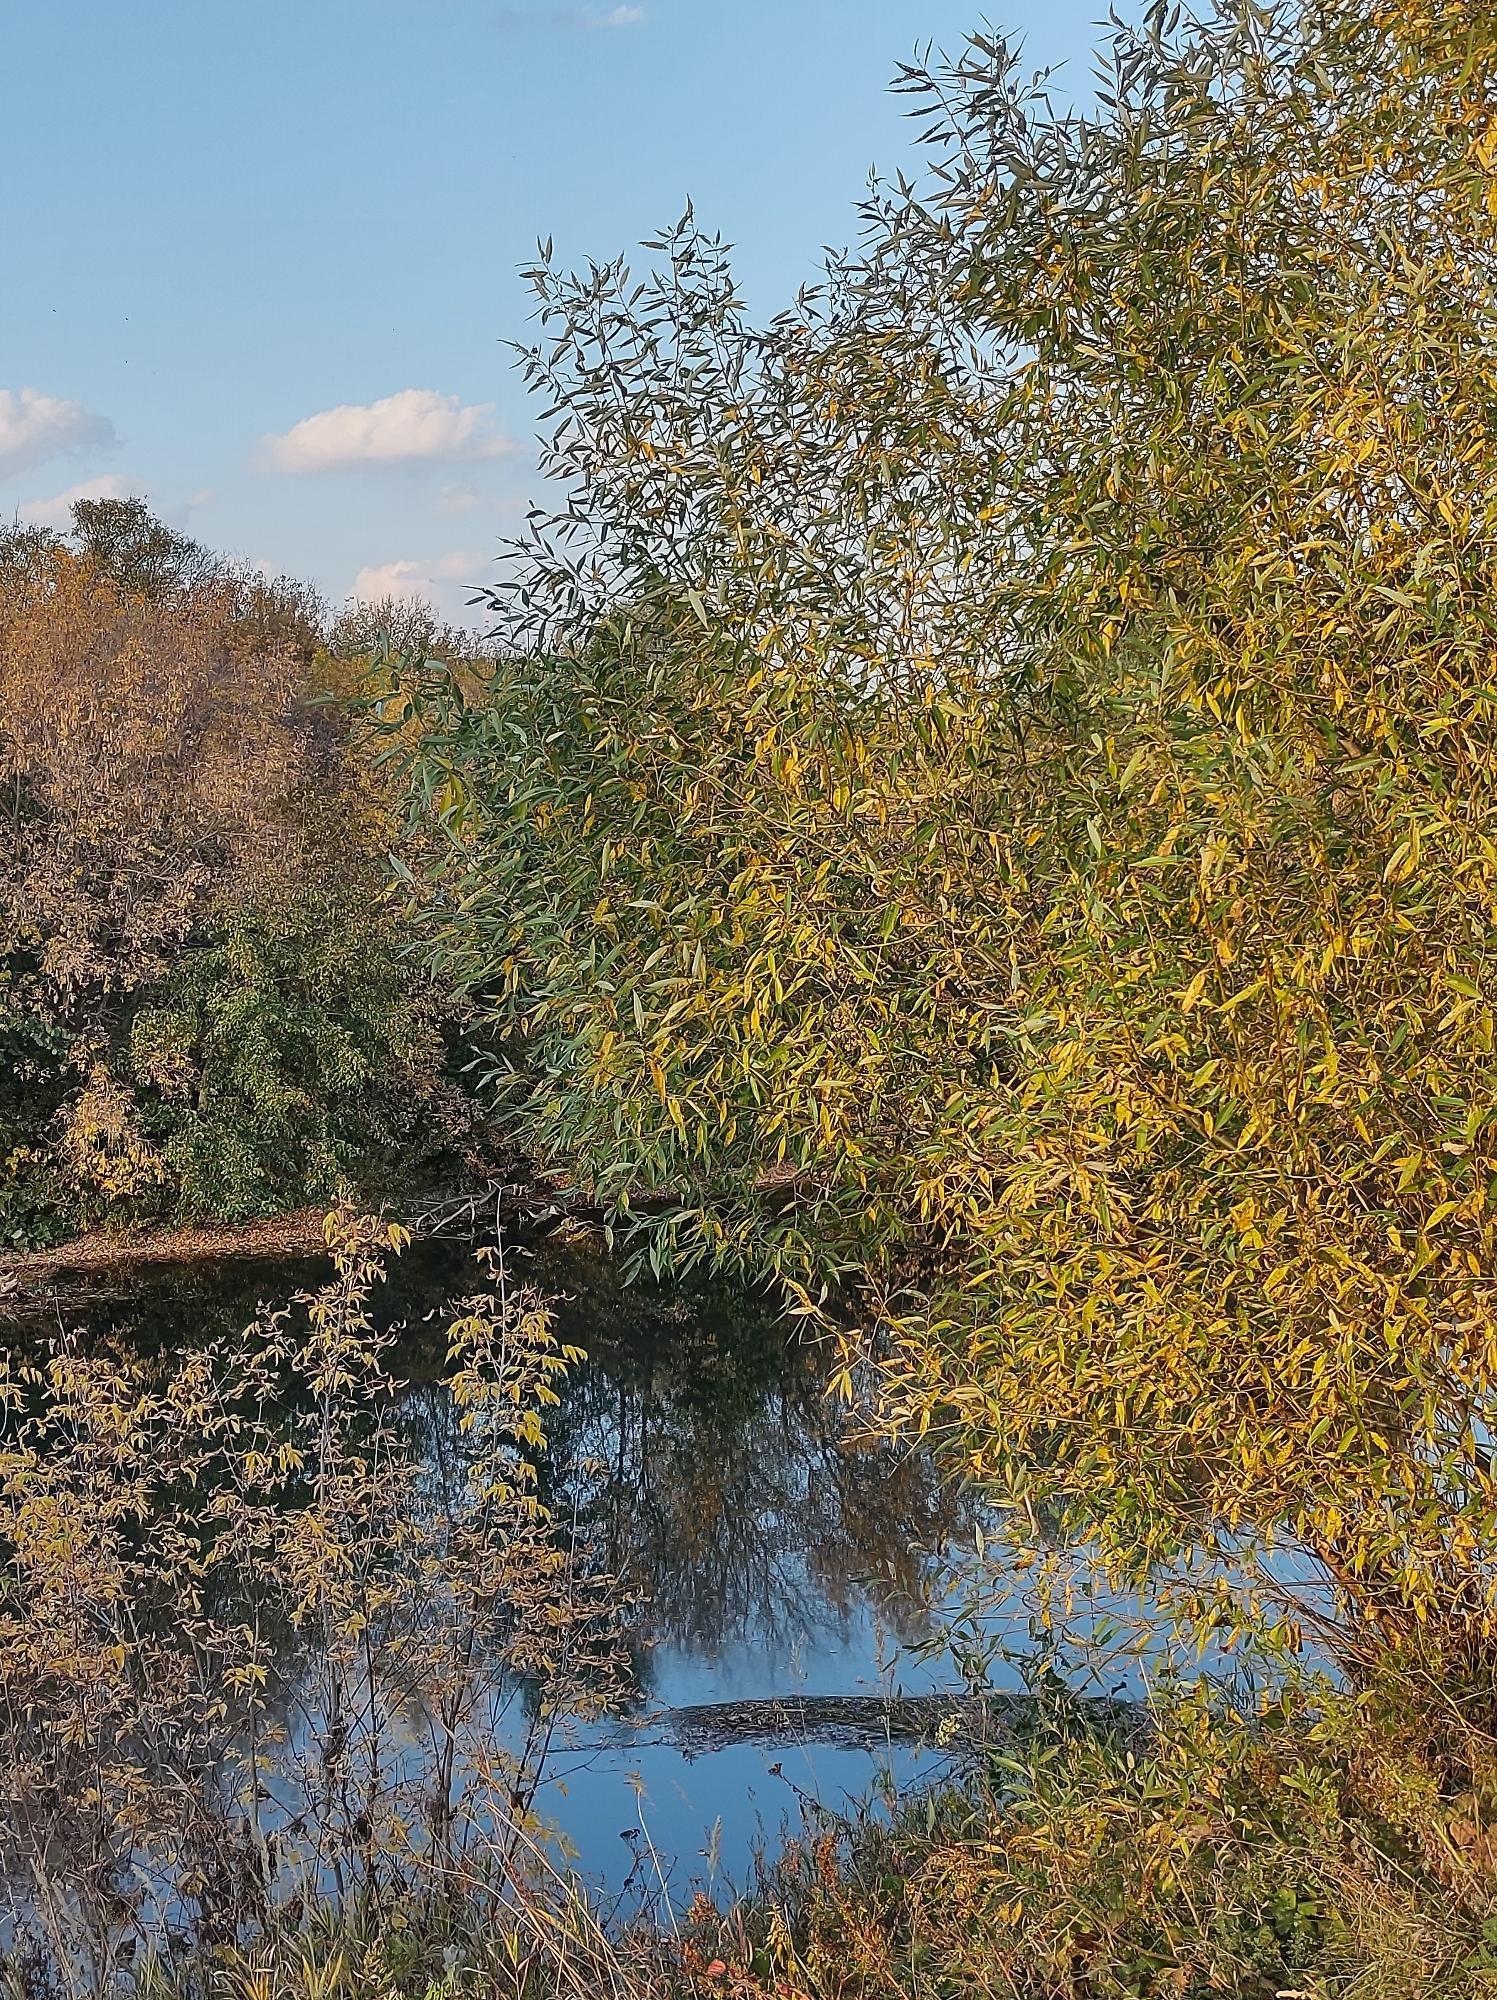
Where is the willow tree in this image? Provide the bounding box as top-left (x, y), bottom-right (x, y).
top-left (377, 1), bottom-right (1497, 1645)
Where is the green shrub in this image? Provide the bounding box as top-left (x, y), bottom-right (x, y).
top-left (126, 890), bottom-right (450, 1224)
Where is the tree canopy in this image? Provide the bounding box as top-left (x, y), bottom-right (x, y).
top-left (0, 503), bottom-right (461, 1238)
top-left (373, 0), bottom-right (1497, 1643)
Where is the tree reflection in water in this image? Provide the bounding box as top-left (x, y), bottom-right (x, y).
top-left (0, 1235), bottom-right (972, 1980)
top-left (396, 1239), bottom-right (971, 1683)
top-left (10, 1234), bottom-right (970, 1695)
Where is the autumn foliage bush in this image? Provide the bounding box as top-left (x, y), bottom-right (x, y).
top-left (0, 501), bottom-right (464, 1242)
top-left (0, 1211), bottom-right (627, 1991)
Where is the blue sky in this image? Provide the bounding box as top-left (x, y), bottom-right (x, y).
top-left (3, 0), bottom-right (1104, 621)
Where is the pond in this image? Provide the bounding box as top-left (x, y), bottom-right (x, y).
top-left (0, 1231), bottom-right (1008, 1931)
top-left (1, 1219), bottom-right (1332, 1998)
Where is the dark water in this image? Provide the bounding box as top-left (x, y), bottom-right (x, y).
top-left (4, 1236), bottom-right (995, 1911)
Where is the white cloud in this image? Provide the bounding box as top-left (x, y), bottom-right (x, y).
top-left (352, 550), bottom-right (489, 621)
top-left (435, 482), bottom-right (483, 515)
top-left (164, 488), bottom-right (217, 531)
top-left (0, 388), bottom-right (116, 479)
top-left (262, 389), bottom-right (517, 475)
top-left (496, 3), bottom-right (647, 24)
top-left (18, 474), bottom-right (136, 531)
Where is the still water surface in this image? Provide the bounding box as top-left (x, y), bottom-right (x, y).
top-left (8, 1236), bottom-right (993, 1908)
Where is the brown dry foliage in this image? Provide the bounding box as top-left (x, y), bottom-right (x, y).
top-left (0, 543), bottom-right (322, 1005)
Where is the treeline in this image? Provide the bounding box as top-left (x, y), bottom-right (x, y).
top-left (0, 499), bottom-right (475, 1248)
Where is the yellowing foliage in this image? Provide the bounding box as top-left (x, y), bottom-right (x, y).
top-left (0, 1215), bottom-right (625, 1982)
top-left (375, 0), bottom-right (1497, 1648)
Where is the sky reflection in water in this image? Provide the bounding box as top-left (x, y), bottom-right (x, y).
top-left (15, 1239), bottom-right (984, 1905)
